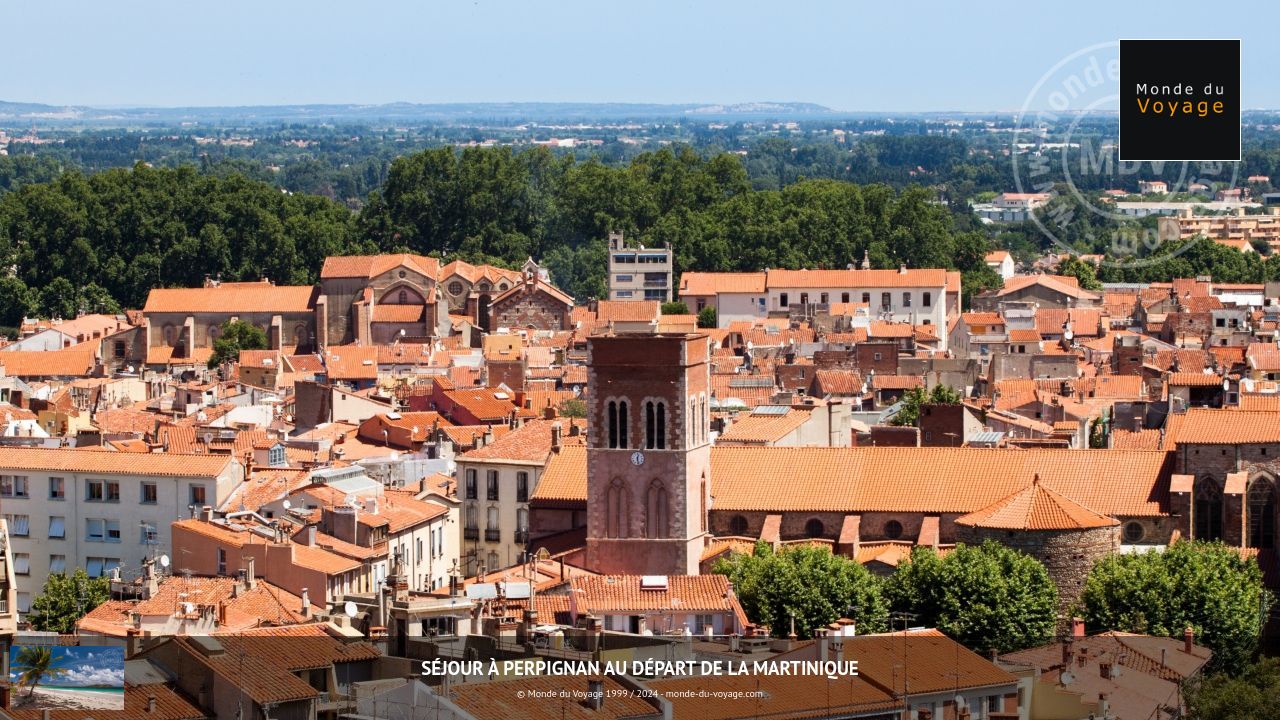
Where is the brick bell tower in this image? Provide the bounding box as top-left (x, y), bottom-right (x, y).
top-left (584, 330), bottom-right (713, 575)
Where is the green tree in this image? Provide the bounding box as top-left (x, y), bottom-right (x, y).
top-left (557, 397), bottom-right (587, 418)
top-left (1185, 657), bottom-right (1280, 720)
top-left (0, 276), bottom-right (34, 329)
top-left (1057, 255), bottom-right (1104, 290)
top-left (1081, 540), bottom-right (1273, 673)
top-left (11, 645), bottom-right (67, 700)
top-left (208, 319), bottom-right (268, 368)
top-left (714, 542), bottom-right (888, 639)
top-left (28, 568), bottom-right (111, 634)
top-left (38, 277), bottom-right (79, 319)
top-left (890, 383), bottom-right (963, 427)
top-left (660, 301), bottom-right (689, 315)
top-left (885, 542), bottom-right (1058, 653)
top-left (697, 306), bottom-right (717, 328)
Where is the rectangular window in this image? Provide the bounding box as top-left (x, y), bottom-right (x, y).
top-left (779, 293), bottom-right (789, 308)
top-left (861, 292), bottom-right (870, 304)
top-left (615, 274), bottom-right (633, 283)
top-left (106, 481), bottom-right (120, 502)
top-left (86, 480), bottom-right (104, 502)
top-left (141, 525), bottom-right (158, 544)
top-left (217, 548), bottom-right (226, 576)
top-left (486, 470), bottom-right (499, 501)
top-left (49, 477), bottom-right (65, 500)
top-left (616, 290), bottom-right (633, 298)
top-left (141, 482), bottom-right (158, 504)
top-left (465, 469), bottom-right (477, 500)
top-left (189, 484), bottom-right (206, 506)
top-left (86, 518), bottom-right (105, 542)
top-left (49, 555), bottom-right (66, 574)
top-left (13, 553), bottom-right (29, 575)
top-left (1, 475), bottom-right (28, 498)
top-left (881, 292), bottom-right (891, 308)
top-left (48, 516), bottom-right (65, 539)
top-left (923, 291), bottom-right (932, 307)
top-left (819, 293), bottom-right (829, 304)
top-left (841, 293), bottom-right (850, 303)
top-left (87, 557), bottom-right (104, 577)
top-left (516, 472), bottom-right (529, 503)
top-left (902, 292), bottom-right (912, 307)
top-left (15, 592), bottom-right (29, 614)
top-left (5, 514), bottom-right (29, 537)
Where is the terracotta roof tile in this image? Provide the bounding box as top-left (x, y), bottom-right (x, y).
top-left (459, 418), bottom-right (586, 462)
top-left (143, 282), bottom-right (315, 314)
top-left (0, 447), bottom-right (232, 477)
top-left (718, 408), bottom-right (812, 444)
top-left (1110, 428), bottom-right (1164, 450)
top-left (320, 253), bottom-right (440, 280)
top-left (534, 446), bottom-right (1170, 517)
top-left (1173, 408), bottom-right (1280, 444)
top-left (955, 476), bottom-right (1119, 530)
top-left (570, 574), bottom-right (742, 614)
top-left (0, 347), bottom-right (97, 377)
top-left (323, 346), bottom-right (379, 381)
top-left (679, 272), bottom-right (768, 295)
top-left (767, 268), bottom-right (949, 289)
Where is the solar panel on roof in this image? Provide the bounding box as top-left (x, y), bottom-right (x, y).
top-left (751, 406), bottom-right (791, 416)
top-left (465, 583), bottom-right (498, 599)
top-left (729, 377), bottom-right (774, 388)
top-left (502, 582), bottom-right (532, 599)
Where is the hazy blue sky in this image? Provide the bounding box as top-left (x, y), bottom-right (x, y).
top-left (10, 0), bottom-right (1277, 110)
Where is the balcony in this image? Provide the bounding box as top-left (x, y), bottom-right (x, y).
top-left (485, 528), bottom-right (501, 543)
top-left (514, 530), bottom-right (529, 545)
top-left (464, 527), bottom-right (480, 541)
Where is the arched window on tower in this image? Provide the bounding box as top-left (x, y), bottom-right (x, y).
top-left (607, 401), bottom-right (617, 448)
top-left (1247, 476), bottom-right (1277, 549)
top-left (1194, 476), bottom-right (1224, 542)
top-left (606, 478), bottom-right (629, 538)
top-left (645, 401), bottom-right (666, 449)
top-left (646, 480), bottom-right (669, 539)
top-left (618, 400), bottom-right (628, 448)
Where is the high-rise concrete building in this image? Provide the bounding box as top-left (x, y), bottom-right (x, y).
top-left (606, 231), bottom-right (673, 302)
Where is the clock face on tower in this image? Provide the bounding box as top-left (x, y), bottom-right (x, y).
top-left (630, 451), bottom-right (645, 466)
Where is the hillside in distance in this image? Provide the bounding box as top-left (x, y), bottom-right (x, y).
top-left (0, 100), bottom-right (840, 126)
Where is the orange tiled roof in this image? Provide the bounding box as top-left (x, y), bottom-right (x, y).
top-left (371, 304), bottom-right (425, 323)
top-left (718, 408), bottom-right (812, 444)
top-left (813, 369), bottom-right (863, 396)
top-left (1168, 371), bottom-right (1223, 387)
top-left (679, 272), bottom-right (768, 295)
top-left (1237, 394), bottom-right (1280, 412)
top-left (459, 418), bottom-right (587, 462)
top-left (998, 274), bottom-right (1099, 300)
top-left (0, 347), bottom-right (97, 377)
top-left (534, 445), bottom-right (1171, 517)
top-left (323, 346), bottom-right (379, 380)
top-left (570, 574), bottom-right (742, 614)
top-left (766, 267), bottom-right (949, 289)
top-left (143, 282), bottom-right (315, 313)
top-left (871, 374), bottom-right (924, 390)
top-left (594, 300), bottom-right (660, 323)
top-left (320, 253), bottom-right (440, 280)
top-left (1111, 428), bottom-right (1163, 450)
top-left (0, 447), bottom-right (232, 477)
top-left (1173, 408), bottom-right (1280, 444)
top-left (955, 476), bottom-right (1119, 530)
top-left (443, 387), bottom-right (519, 422)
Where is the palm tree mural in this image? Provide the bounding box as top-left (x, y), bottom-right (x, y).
top-left (12, 646), bottom-right (67, 700)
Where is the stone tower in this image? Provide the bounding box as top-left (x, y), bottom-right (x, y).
top-left (584, 331), bottom-right (712, 575)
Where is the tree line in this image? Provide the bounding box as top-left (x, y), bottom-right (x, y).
top-left (0, 146), bottom-right (1002, 329)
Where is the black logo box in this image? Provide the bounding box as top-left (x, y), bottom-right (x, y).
top-left (1119, 39), bottom-right (1240, 162)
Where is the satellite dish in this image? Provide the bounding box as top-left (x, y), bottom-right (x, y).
top-left (344, 601), bottom-right (358, 618)
top-left (1063, 330), bottom-right (1074, 341)
top-left (181, 602), bottom-right (195, 614)
top-left (159, 554), bottom-right (170, 568)
top-left (282, 499), bottom-right (292, 510)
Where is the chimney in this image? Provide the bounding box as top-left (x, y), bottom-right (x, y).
top-left (1072, 617), bottom-right (1085, 638)
top-left (587, 678), bottom-right (604, 710)
top-left (301, 588), bottom-right (311, 618)
top-left (217, 601), bottom-right (228, 626)
top-left (1098, 693), bottom-right (1110, 718)
top-left (305, 525), bottom-right (317, 547)
top-left (543, 405), bottom-right (557, 420)
top-left (201, 505), bottom-right (213, 522)
top-left (244, 558), bottom-right (256, 590)
top-left (551, 423), bottom-right (562, 453)
top-left (815, 628), bottom-right (829, 660)
top-left (370, 497), bottom-right (380, 515)
top-left (1184, 626), bottom-right (1194, 654)
top-left (898, 264), bottom-right (907, 274)
top-left (147, 696), bottom-right (157, 714)
top-left (1062, 637), bottom-right (1074, 665)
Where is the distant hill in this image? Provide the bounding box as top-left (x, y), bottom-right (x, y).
top-left (0, 100), bottom-right (839, 126)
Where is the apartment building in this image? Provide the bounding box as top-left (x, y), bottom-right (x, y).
top-left (1157, 206), bottom-right (1280, 251)
top-left (0, 448), bottom-right (243, 614)
top-left (606, 231), bottom-right (673, 302)
top-left (455, 418), bottom-right (584, 575)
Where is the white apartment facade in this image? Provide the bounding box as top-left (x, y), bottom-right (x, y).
top-left (606, 231), bottom-right (673, 302)
top-left (0, 448), bottom-right (242, 615)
